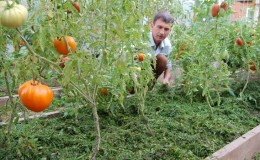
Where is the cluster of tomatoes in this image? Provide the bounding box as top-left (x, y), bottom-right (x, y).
top-left (0, 1), bottom-right (176, 111)
top-left (0, 1), bottom-right (51, 112)
top-left (211, 2), bottom-right (257, 72)
top-left (0, 1), bottom-right (80, 112)
top-left (211, 2), bottom-right (228, 18)
top-left (211, 2), bottom-right (244, 47)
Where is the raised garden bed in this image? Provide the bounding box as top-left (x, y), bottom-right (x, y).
top-left (0, 80), bottom-right (259, 159)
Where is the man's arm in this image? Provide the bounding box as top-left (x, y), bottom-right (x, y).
top-left (163, 66), bottom-right (172, 84)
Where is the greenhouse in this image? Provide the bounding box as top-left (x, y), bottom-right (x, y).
top-left (0, 0), bottom-right (259, 159)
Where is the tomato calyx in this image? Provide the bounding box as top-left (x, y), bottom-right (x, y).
top-left (5, 1), bottom-right (16, 9)
top-left (30, 79), bottom-right (40, 86)
top-left (55, 36), bottom-right (63, 41)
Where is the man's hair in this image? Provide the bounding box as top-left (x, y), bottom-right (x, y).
top-left (153, 11), bottom-right (174, 24)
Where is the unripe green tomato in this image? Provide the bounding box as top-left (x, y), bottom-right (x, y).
top-left (0, 2), bottom-right (28, 28)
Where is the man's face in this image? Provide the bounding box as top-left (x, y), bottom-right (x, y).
top-left (151, 18), bottom-right (172, 45)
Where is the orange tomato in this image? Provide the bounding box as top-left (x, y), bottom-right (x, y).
top-left (138, 53), bottom-right (144, 62)
top-left (19, 40), bottom-right (25, 46)
top-left (100, 88), bottom-right (108, 96)
top-left (211, 4), bottom-right (219, 17)
top-left (53, 36), bottom-right (77, 55)
top-left (18, 80), bottom-right (54, 112)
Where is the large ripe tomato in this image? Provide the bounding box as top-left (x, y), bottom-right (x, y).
top-left (0, 1), bottom-right (28, 28)
top-left (53, 36), bottom-right (77, 55)
top-left (18, 80), bottom-right (54, 112)
top-left (211, 4), bottom-right (219, 17)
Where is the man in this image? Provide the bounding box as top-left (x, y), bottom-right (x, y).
top-left (148, 11), bottom-right (174, 85)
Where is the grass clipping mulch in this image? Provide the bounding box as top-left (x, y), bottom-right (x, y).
top-left (0, 80), bottom-right (260, 160)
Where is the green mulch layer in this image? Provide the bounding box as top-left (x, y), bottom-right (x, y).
top-left (0, 80), bottom-right (260, 160)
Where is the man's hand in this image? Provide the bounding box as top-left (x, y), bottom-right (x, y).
top-left (163, 66), bottom-right (172, 85)
top-left (162, 77), bottom-right (170, 84)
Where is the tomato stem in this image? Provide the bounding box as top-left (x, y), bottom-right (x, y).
top-left (0, 50), bottom-right (18, 142)
top-left (89, 103), bottom-right (101, 160)
top-left (63, 36), bottom-right (73, 54)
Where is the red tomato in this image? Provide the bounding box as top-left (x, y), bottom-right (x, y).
top-left (236, 38), bottom-right (243, 46)
top-left (211, 4), bottom-right (219, 17)
top-left (250, 65), bottom-right (256, 71)
top-left (73, 2), bottom-right (80, 13)
top-left (220, 2), bottom-right (228, 11)
top-left (100, 88), bottom-right (108, 96)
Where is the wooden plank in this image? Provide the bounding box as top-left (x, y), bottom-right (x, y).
top-left (206, 125), bottom-right (260, 160)
top-left (0, 110), bottom-right (62, 126)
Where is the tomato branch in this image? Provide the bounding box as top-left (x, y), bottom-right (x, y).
top-left (16, 28), bottom-right (63, 73)
top-left (69, 81), bottom-right (94, 105)
top-left (89, 103), bottom-right (101, 160)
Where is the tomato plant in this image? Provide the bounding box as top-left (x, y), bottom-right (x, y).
top-left (1, 0), bottom-right (258, 159)
top-left (18, 80), bottom-right (54, 112)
